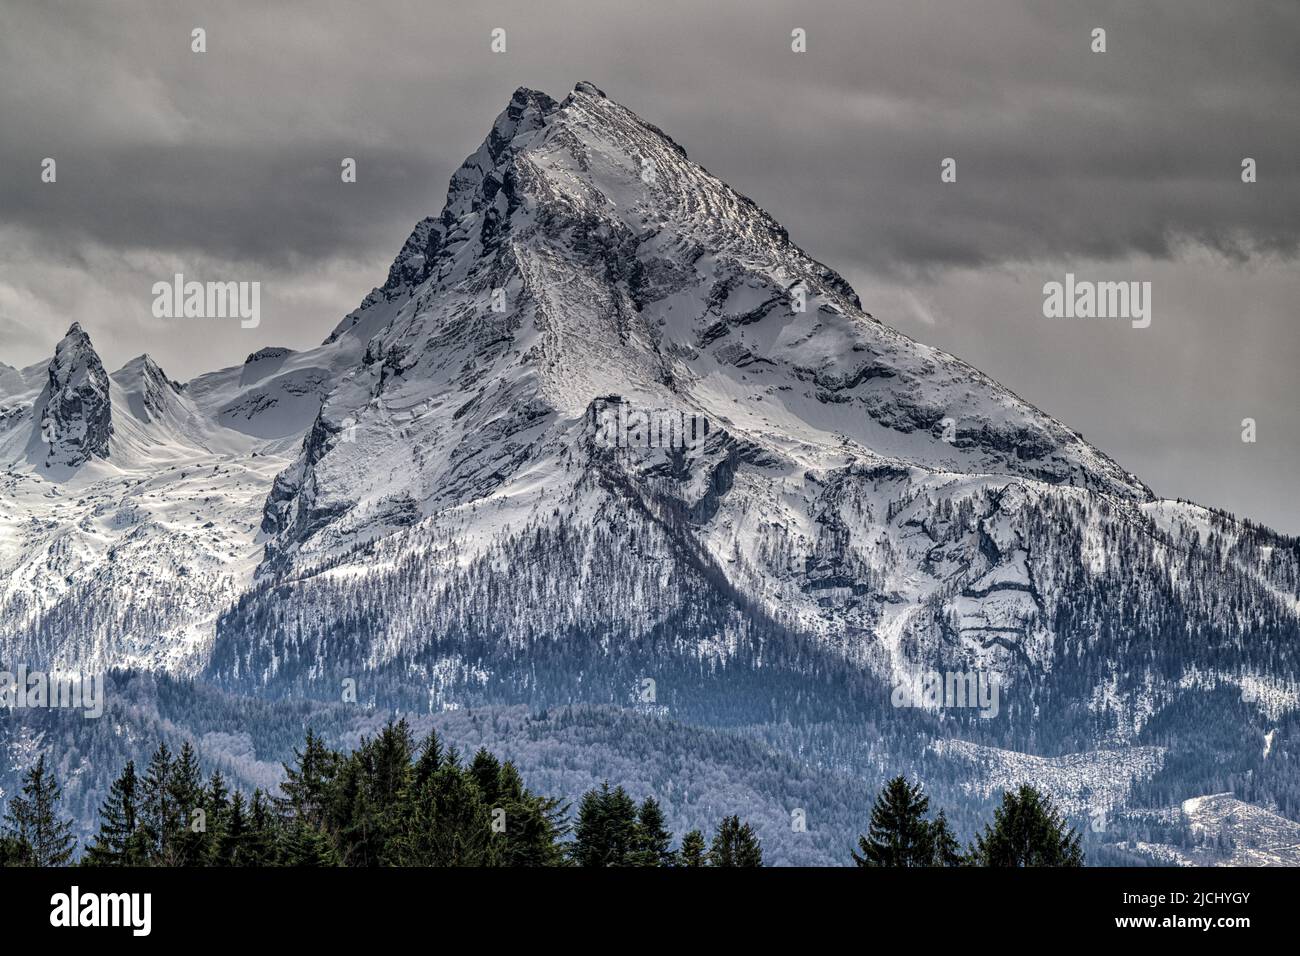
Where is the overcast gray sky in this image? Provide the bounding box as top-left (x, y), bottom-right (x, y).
top-left (1, 0), bottom-right (1297, 531)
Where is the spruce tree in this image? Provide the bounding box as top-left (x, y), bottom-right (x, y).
top-left (139, 743), bottom-right (176, 864)
top-left (603, 786), bottom-right (638, 865)
top-left (277, 729), bottom-right (338, 829)
top-left (853, 776), bottom-right (935, 867)
top-left (168, 742), bottom-right (206, 865)
top-left (2, 754), bottom-right (76, 866)
top-left (202, 771), bottom-right (231, 865)
top-left (570, 788), bottom-right (608, 867)
top-left (930, 810), bottom-right (964, 866)
top-left (389, 763), bottom-right (493, 866)
top-left (357, 721), bottom-right (415, 864)
top-left (412, 729), bottom-right (444, 789)
top-left (571, 783), bottom-right (638, 866)
top-left (631, 797), bottom-right (674, 866)
top-left (280, 819), bottom-right (340, 866)
top-left (678, 829), bottom-right (707, 867)
top-left (325, 752), bottom-right (373, 866)
top-left (370, 720), bottom-right (414, 808)
top-left (245, 790), bottom-right (280, 865)
top-left (469, 747), bottom-right (502, 807)
top-left (0, 834), bottom-right (25, 866)
top-left (708, 815), bottom-right (763, 867)
top-left (219, 791), bottom-right (250, 866)
top-left (489, 761), bottom-right (568, 867)
top-left (85, 760), bottom-right (147, 866)
top-left (971, 785), bottom-right (1084, 867)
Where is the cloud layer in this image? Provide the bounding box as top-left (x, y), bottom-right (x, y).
top-left (1, 0), bottom-right (1296, 528)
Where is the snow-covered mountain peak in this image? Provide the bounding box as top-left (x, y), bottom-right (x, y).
top-left (41, 322), bottom-right (114, 468)
top-left (113, 353), bottom-right (179, 393)
top-left (273, 82), bottom-right (1156, 574)
top-left (106, 353), bottom-right (214, 455)
top-left (51, 321), bottom-right (96, 368)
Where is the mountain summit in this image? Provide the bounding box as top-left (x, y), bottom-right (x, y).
top-left (264, 83), bottom-right (1148, 573)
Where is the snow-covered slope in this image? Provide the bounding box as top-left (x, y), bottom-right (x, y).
top-left (225, 84), bottom-right (1299, 711)
top-left (3, 84), bottom-right (1299, 779)
top-left (932, 738), bottom-right (1167, 816)
top-left (0, 317), bottom-right (378, 672)
top-left (1113, 793), bottom-right (1300, 866)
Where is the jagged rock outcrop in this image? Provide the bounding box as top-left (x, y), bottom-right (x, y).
top-left (41, 322), bottom-right (113, 467)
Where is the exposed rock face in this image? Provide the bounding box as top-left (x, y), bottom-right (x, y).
top-left (41, 322), bottom-right (113, 467)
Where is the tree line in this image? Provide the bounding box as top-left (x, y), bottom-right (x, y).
top-left (0, 722), bottom-right (1080, 867)
top-left (853, 775), bottom-right (1083, 867)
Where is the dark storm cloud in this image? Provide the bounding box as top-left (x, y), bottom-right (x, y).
top-left (2, 0), bottom-right (1296, 272)
top-left (3, 140), bottom-right (444, 266)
